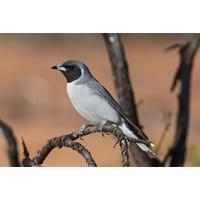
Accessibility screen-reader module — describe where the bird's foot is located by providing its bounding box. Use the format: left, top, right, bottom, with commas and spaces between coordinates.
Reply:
113, 139, 119, 149
96, 122, 114, 137
113, 135, 129, 149
78, 124, 87, 140
98, 122, 122, 146
101, 132, 106, 137
78, 124, 95, 140
95, 124, 106, 137
103, 121, 116, 128
102, 121, 117, 134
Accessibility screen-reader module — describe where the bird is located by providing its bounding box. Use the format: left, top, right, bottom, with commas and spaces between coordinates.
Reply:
51, 60, 156, 158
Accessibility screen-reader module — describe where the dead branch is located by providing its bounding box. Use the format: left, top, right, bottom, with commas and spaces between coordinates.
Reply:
0, 119, 130, 167
23, 124, 130, 167
103, 33, 140, 124
32, 136, 97, 167
164, 34, 200, 166
103, 33, 162, 166
0, 120, 20, 166
22, 138, 35, 167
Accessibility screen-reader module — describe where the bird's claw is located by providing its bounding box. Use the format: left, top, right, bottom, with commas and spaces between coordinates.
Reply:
78, 124, 88, 140
113, 135, 129, 149
98, 121, 117, 138
78, 124, 95, 140
97, 124, 110, 138
101, 132, 106, 137
79, 124, 87, 132
79, 135, 84, 140
113, 139, 119, 149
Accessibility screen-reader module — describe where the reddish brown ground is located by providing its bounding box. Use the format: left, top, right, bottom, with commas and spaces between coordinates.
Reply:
0, 34, 199, 166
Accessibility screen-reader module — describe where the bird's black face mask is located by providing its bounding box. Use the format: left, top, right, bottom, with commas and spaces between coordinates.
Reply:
51, 64, 82, 83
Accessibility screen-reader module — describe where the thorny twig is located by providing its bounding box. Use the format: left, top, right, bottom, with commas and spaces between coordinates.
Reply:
26, 135, 98, 167
0, 119, 137, 167
0, 120, 20, 166
23, 124, 132, 167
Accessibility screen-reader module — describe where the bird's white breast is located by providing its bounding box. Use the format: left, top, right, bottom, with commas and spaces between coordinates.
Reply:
66, 82, 119, 125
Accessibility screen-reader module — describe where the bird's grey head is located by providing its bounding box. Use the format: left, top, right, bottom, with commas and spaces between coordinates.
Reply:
51, 60, 92, 83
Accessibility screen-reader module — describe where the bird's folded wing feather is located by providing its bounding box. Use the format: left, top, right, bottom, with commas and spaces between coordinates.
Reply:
87, 79, 149, 140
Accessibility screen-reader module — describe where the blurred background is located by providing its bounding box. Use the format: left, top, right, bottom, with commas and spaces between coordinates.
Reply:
0, 33, 199, 166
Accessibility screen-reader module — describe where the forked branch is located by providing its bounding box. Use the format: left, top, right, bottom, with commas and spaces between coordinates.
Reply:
22, 124, 130, 167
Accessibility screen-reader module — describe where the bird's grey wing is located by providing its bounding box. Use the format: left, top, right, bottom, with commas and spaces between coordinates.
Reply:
87, 79, 149, 140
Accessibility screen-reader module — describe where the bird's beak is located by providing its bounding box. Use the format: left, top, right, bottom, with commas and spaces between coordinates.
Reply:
51, 65, 58, 70
51, 65, 67, 72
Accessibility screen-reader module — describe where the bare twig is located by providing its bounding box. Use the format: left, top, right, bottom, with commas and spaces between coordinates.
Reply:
164, 34, 200, 166
0, 119, 130, 167
0, 120, 20, 166
29, 134, 97, 167
164, 42, 188, 53
22, 138, 34, 167
27, 124, 130, 167
103, 33, 162, 166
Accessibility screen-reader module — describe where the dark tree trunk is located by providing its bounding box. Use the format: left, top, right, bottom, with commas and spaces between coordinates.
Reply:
103, 33, 162, 166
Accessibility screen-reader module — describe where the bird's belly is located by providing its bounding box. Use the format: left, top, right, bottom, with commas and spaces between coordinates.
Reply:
67, 84, 119, 125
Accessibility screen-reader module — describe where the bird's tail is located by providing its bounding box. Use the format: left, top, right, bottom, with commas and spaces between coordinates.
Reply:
119, 123, 156, 159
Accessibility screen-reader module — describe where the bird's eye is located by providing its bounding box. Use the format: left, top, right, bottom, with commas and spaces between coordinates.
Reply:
64, 65, 72, 70
63, 64, 75, 71
69, 65, 75, 70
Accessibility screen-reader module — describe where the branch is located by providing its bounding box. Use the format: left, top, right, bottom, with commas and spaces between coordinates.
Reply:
103, 33, 162, 166
22, 138, 35, 167
0, 120, 20, 166
24, 124, 130, 167
164, 34, 200, 166
103, 33, 140, 125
